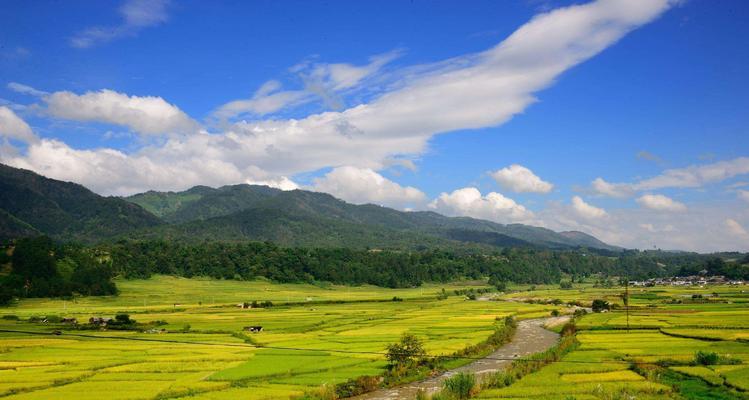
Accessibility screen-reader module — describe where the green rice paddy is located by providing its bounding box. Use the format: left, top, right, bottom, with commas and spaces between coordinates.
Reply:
1, 278, 748, 399
474, 284, 749, 399
0, 276, 553, 399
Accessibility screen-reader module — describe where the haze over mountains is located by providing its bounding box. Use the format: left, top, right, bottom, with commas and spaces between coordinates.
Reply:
0, 163, 619, 251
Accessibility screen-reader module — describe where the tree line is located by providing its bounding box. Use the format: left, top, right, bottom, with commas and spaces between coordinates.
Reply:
0, 237, 116, 304
2, 237, 747, 304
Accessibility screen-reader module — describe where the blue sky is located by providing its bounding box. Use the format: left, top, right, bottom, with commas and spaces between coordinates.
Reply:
1, 0, 748, 251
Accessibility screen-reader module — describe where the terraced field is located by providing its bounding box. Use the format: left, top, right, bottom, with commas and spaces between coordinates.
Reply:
471, 284, 749, 399
0, 276, 556, 399
2, 278, 748, 399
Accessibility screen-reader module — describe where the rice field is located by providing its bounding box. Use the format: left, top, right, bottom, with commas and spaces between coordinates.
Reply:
0, 276, 555, 399
2, 278, 748, 399
475, 284, 749, 400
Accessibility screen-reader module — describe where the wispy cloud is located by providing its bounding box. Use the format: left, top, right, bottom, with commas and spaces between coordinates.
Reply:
0, 106, 38, 143
70, 0, 171, 48
212, 50, 402, 121
636, 193, 687, 212
7, 82, 48, 97
592, 157, 749, 197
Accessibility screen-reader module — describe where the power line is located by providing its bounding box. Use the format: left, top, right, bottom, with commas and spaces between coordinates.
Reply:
0, 328, 633, 365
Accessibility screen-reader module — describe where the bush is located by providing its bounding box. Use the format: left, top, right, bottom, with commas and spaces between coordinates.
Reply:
442, 372, 476, 399
591, 299, 610, 312
391, 296, 403, 302
560, 280, 573, 289
115, 313, 132, 325
1, 314, 19, 320
294, 384, 337, 400
334, 375, 381, 397
694, 350, 741, 366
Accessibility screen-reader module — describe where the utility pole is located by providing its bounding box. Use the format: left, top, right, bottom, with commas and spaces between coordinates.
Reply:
624, 277, 630, 333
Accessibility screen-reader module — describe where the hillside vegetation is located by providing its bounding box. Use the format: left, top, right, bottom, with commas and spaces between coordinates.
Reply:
1, 163, 619, 251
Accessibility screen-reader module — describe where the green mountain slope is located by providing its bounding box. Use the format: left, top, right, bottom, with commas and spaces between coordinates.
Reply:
125, 185, 620, 251
0, 163, 619, 251
0, 164, 162, 241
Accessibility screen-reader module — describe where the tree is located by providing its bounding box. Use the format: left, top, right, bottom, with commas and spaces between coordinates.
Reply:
488, 275, 507, 291
591, 299, 610, 313
386, 333, 425, 366
559, 280, 573, 289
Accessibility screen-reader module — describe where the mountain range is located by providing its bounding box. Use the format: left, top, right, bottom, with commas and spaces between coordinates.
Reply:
0, 163, 620, 251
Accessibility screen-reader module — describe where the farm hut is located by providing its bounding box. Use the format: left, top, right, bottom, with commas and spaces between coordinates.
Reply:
244, 326, 263, 333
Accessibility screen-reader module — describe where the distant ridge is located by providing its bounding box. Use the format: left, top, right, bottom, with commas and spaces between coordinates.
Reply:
0, 163, 620, 251
0, 164, 162, 242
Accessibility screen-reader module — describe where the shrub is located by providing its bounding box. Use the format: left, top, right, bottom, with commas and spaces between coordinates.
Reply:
391, 296, 403, 302
591, 299, 610, 312
442, 372, 476, 399
560, 280, 573, 289
114, 313, 132, 325
335, 375, 381, 397
694, 350, 741, 366
1, 314, 19, 320
294, 384, 337, 400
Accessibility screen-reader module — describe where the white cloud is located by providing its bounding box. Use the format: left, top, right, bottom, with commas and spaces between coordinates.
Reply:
70, 0, 171, 48
571, 196, 607, 219
593, 157, 749, 197
213, 50, 401, 120
429, 187, 533, 223
44, 89, 198, 136
591, 177, 636, 197
738, 190, 749, 203
246, 176, 299, 191
301, 50, 401, 91
7, 82, 48, 97
490, 164, 553, 193
538, 201, 749, 252
725, 218, 748, 237
311, 166, 425, 208
639, 223, 675, 233
0, 106, 37, 143
212, 81, 310, 120
3, 137, 298, 196
636, 194, 687, 212
5, 0, 675, 198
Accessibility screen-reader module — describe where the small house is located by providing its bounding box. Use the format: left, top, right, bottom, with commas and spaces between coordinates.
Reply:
244, 326, 263, 333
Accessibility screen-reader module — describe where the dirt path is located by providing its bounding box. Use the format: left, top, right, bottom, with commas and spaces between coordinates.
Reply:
353, 317, 566, 400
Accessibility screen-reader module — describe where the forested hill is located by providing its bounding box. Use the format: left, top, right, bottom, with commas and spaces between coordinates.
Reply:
126, 183, 620, 251
0, 163, 618, 251
0, 164, 162, 242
